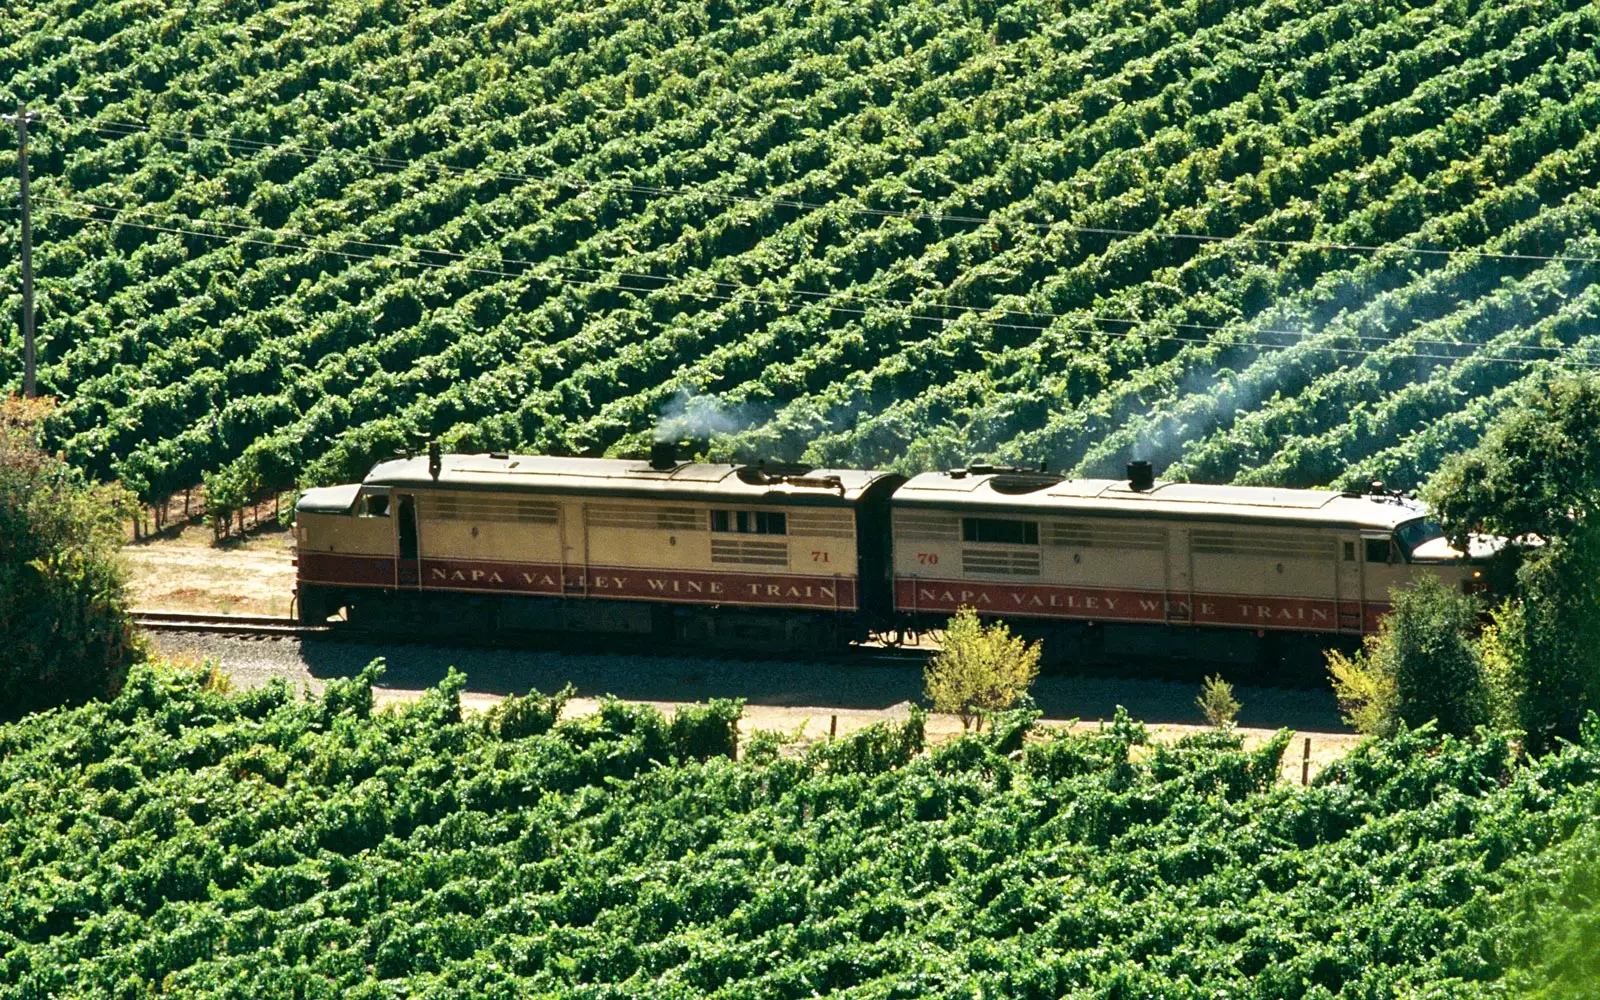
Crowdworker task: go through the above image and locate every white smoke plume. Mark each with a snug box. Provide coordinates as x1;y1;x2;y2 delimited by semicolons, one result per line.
653;391;749;443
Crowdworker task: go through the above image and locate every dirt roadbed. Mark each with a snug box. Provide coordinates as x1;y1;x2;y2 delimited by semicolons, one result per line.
124;524;296;617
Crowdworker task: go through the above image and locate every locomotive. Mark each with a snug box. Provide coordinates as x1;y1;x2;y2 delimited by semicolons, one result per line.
293;446;1487;664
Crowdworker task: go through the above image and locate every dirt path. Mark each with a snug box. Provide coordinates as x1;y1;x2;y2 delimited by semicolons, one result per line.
124;523;296;617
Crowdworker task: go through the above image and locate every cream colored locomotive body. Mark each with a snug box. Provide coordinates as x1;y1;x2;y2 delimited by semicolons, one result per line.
296;453;1487;651
891;469;1483;635
295;453;902;637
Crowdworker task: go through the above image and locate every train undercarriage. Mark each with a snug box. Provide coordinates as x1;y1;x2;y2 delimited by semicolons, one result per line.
300;582;1354;679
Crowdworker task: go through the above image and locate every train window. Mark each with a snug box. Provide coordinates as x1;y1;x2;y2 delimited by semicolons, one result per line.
1366;538;1397;564
1343;541;1356;561
962;518;1039;545
711;510;787;535
360;494;390;518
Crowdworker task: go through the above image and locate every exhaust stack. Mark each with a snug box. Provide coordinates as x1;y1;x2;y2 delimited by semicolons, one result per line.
1127;460;1154;492
649;441;679;470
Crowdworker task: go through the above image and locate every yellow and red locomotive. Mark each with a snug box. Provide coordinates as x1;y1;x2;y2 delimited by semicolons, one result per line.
294;448;1486;662
295;444;903;647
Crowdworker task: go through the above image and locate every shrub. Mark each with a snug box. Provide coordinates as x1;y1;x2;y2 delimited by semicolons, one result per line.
1196;674;1241;728
1327;576;1487;738
668;698;743;760
1423;373;1600;750
1327;643;1399;738
924;607;1041;731
0;397;142;719
1487;528;1600;755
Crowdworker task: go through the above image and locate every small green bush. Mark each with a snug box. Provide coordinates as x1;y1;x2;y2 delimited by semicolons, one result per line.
1196;674;1241;728
925;607;1041;731
668;697;744;760
485;682;573;740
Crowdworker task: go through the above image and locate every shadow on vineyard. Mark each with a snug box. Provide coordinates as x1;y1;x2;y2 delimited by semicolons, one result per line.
1;659;1595;998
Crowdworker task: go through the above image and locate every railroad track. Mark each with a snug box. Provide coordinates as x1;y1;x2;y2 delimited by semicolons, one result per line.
131;610;323;636
131;608;934;662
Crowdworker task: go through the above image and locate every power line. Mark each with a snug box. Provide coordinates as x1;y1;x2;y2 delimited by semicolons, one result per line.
20;200;1600;371
29;194;1597;359
51;110;1600;268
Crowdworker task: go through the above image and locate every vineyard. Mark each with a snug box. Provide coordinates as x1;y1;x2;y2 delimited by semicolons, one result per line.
0;661;1594;997
4;0;1600;507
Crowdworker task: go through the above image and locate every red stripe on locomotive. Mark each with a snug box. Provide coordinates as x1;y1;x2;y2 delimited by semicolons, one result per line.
299;552;857;610
895;577;1391;634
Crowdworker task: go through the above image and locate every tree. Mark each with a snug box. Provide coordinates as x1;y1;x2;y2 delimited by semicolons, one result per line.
1483;527;1600;755
1424;371;1600;549
1;397;143;719
1326;576;1488;739
1423;371;1600;749
924;607;1041;731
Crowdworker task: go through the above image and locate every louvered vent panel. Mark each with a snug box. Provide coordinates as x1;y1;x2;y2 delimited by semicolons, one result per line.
711;539;790;567
586;505;701;530
962;547;1041;577
1190;530;1334;558
1048;521;1168;550
425;496;559;524
897;513;960;540
786;511;855;538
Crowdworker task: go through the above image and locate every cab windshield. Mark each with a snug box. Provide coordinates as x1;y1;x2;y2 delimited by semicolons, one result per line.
1395;518;1445;558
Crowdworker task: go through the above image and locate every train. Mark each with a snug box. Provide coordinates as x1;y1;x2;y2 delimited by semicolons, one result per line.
292;443;1488;665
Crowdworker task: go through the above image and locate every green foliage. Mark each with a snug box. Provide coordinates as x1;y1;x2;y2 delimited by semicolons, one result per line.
1483;716;1600;998
1424;373;1600;754
1327;641;1400;738
668;698;744;761
483;682;573;741
1388;577;1490;737
0;397;142;719
1499;814;1600;999
1327;576;1488;738
7;1;1600;496
319;658;386;722
1487;528;1600;754
925;607;1041;731
806;708;926;775
1196;673;1242;728
1478;605;1523;733
1425;371;1600;546
3;663;1597;997
740;727;794;766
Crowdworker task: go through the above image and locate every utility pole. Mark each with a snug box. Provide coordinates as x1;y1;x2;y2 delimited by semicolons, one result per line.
3;104;39;398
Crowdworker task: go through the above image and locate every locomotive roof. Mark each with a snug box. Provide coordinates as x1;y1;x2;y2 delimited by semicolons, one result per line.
894;471;1432;531
357;453;899;506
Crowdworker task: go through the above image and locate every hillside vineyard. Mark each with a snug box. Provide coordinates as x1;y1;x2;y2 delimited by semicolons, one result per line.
2;664;1597;997
4;0;1600;504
